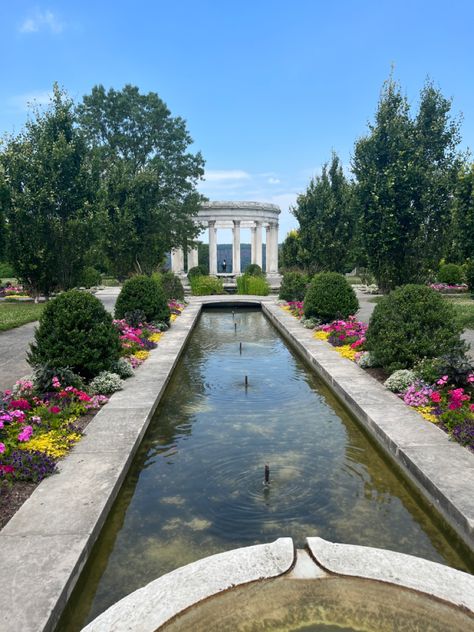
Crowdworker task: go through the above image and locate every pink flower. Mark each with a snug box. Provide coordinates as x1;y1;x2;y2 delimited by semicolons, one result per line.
17;425;33;442
10;410;26;422
430;391;441;403
0;442;5;453
437;375;449;386
0;464;14;474
467;374;474;384
52;376;61;389
9;399;31;411
470;404;474;412
49;406;61;414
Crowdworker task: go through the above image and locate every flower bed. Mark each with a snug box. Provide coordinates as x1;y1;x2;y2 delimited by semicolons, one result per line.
429;283;468;294
280;302;474;452
0;301;185;485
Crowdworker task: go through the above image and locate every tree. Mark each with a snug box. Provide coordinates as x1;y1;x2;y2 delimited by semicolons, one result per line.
0;166;9;263
1;84;95;295
352;77;461;292
450;163;474;262
293;153;355;273
280;229;303;269
77;85;205;277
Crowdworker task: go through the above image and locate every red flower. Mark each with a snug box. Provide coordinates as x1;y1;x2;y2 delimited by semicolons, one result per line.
430;391;442;403
49;406;61;414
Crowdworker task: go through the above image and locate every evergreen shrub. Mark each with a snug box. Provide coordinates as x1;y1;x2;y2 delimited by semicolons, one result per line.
366;284;464;373
81;266;102;288
187;265;207;280
236;275;270;295
244;263;264;277
438;263;464;284
153;271;184;301
190;276;224;295
279;271;309;302
303;272;359;323
28;290;121;379
115;275;170;323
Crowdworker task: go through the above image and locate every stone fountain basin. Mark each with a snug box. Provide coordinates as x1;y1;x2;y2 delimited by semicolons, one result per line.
83;537;474;631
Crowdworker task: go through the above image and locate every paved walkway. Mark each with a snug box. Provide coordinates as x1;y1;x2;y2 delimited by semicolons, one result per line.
0;288;473;392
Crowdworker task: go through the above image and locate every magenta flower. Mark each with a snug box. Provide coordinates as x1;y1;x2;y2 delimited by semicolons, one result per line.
0;442;5;453
17;425;33;442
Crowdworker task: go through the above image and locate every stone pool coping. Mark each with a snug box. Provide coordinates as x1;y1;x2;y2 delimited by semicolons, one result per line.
83;537;474;631
0;295;473;631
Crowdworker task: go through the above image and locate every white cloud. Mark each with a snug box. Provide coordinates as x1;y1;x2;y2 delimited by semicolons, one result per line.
204;169;251;182
19;10;64;34
9;90;52;111
267;177;280;184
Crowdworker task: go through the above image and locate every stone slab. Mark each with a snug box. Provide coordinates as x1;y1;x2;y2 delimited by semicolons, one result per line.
307;537;474;612
83;538;295;632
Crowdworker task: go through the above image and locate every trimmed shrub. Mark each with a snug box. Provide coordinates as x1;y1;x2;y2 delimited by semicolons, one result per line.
187;265;207;280
438;263;464;284
384;369;417;393
366;284;464;373
115;275;170;323
244;263;264;277
89;371;123;395
28;290;121;380
236;275;270;296
279;271;309;302
153;271;184;301
190;276;224;295
81;266;102;288
33;365;84;393
303;272;359;323
110;357;135;379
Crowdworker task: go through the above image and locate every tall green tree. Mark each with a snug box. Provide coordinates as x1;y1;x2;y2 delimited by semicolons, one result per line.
352;77;461;292
77;85;205;277
293;153;355;272
0;165;9;263
1;85;96;294
450;163;474;262
280;229;304;269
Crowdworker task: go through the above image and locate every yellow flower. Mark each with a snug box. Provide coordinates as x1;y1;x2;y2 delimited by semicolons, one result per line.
21;429;81;458
134;350;150;361
313;331;330;341
149;332;163;343
415;406;439;423
170;314;178;322
334;344;357;361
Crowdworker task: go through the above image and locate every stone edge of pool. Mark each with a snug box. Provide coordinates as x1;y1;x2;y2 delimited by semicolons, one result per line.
83;537;474;632
0;295;473;632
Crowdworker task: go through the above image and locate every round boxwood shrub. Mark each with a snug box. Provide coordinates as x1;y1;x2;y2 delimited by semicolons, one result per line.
153;271;184;301
366;284;464;373
244;263;264;277
303;272;359;323
28;290;121;380
279;271;309;302
81;266;102;288
438;263;464;284
187;265;207;280
115;275;170;323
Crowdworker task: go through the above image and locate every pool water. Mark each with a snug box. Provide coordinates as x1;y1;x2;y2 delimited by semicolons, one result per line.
57;308;473;630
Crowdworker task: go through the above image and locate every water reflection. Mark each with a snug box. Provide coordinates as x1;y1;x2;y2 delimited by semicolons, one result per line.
57;308;473;631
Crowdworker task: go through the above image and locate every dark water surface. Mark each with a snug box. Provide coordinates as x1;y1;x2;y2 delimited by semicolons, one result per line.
58;308;473;631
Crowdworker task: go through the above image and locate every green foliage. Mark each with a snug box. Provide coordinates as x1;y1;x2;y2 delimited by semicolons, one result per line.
77;84;206;277
190;275;224;295
465;260;474;292
244;263;264;277
352;77;462;292
81;266;102;288
123;309;146;327
303;272;359;322
384;369;416;393
187;265;207;280
236;275;270;295
89;371;123;395
0;302;44;332
294;153;355;273
436;351;473;387
279;271;309;301
1;84;96;295
28;290;121;379
366;284;464;373
33;365;84;393
280;230;303;270
115;275;170;323
450;164;474;262
197;243;209;274
153;271;184;301
0;262;15;278
438;263;464;284
110;357;134;379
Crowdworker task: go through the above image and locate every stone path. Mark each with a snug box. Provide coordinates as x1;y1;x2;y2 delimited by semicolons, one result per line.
0;288;120;393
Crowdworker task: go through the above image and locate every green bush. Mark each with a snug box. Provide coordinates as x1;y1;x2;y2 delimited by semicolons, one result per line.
0;262;15;277
187;265;207;280
153;271;184;301
190;276;224;295
81;266;102;288
28;290;121;380
244;263;264;277
115;275;170;323
236;275;270;295
303;272;359;322
465;261;474;292
438;263;464;284
279;271;309;301
366;284;464;373
33;365;84;393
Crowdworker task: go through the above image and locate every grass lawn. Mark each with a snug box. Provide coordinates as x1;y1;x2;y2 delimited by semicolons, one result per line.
0;301;44;331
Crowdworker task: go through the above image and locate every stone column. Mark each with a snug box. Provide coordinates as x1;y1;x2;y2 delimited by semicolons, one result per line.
250;224;257;264
188;246;199;271
265;224;272;274
267;222;279;273
232;220;241;274
209;220;217;275
171;247;184;274
255;221;262;268
272;222;280;272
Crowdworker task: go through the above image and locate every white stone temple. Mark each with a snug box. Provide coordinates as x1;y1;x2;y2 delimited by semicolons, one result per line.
170;201;281;277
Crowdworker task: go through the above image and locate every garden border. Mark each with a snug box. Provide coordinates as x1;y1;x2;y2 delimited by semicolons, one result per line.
0;295;473;631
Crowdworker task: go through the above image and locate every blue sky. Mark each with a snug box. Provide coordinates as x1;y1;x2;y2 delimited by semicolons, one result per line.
1;1;473;244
